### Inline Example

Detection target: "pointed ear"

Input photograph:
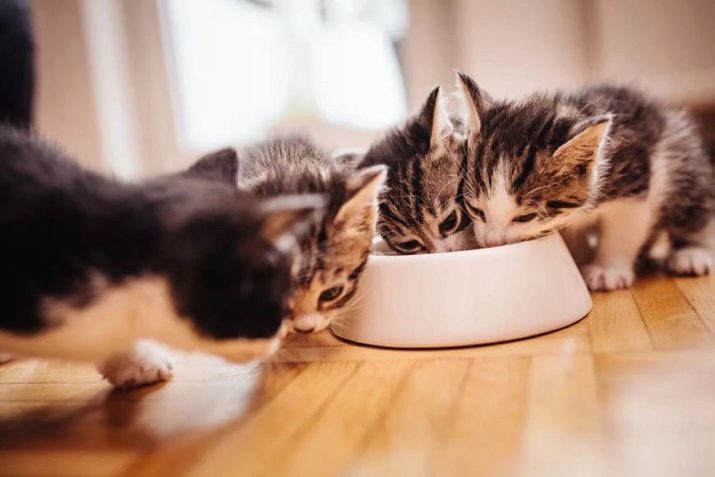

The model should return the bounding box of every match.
[418,86,454,149]
[553,117,611,172]
[455,71,492,142]
[336,165,388,225]
[331,148,365,169]
[184,148,239,184]
[259,194,324,245]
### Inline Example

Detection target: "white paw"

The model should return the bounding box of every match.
[98,341,174,389]
[667,247,713,276]
[0,352,14,364]
[581,263,635,291]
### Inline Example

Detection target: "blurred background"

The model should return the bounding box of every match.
[11,0,715,178]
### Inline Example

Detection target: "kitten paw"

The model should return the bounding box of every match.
[0,352,14,364]
[98,341,174,389]
[581,263,635,291]
[667,247,713,276]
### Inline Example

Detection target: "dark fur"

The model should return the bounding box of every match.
[178,148,239,185]
[360,88,468,253]
[0,127,293,339]
[189,136,383,330]
[462,81,714,239]
[238,137,374,318]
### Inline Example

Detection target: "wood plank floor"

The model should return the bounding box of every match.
[1,273,714,476]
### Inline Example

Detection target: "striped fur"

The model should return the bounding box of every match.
[193,137,386,333]
[457,72,715,290]
[361,87,471,254]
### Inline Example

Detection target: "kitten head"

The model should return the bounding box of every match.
[287,165,386,333]
[361,86,470,254]
[160,182,322,357]
[185,142,386,335]
[456,72,611,247]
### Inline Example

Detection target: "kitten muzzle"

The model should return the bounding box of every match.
[288,312,328,334]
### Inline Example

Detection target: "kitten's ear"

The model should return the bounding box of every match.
[455,71,492,141]
[336,165,388,225]
[332,148,365,170]
[184,148,239,184]
[553,117,611,171]
[259,194,324,245]
[419,86,454,148]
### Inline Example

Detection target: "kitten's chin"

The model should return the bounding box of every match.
[434,231,471,253]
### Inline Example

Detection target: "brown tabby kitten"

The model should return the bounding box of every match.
[456,72,714,291]
[190,137,386,333]
[360,87,471,254]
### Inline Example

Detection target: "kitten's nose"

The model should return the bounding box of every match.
[485,236,506,247]
[290,313,321,334]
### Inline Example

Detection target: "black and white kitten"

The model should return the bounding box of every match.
[0,127,320,387]
[456,72,714,290]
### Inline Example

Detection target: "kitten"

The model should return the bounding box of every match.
[455,72,714,291]
[0,127,319,387]
[359,87,471,254]
[188,137,386,333]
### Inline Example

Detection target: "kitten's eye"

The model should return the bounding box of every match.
[319,285,344,303]
[513,213,537,223]
[438,210,459,235]
[395,239,423,253]
[467,203,486,222]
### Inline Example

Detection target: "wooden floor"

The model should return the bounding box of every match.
[1,273,714,477]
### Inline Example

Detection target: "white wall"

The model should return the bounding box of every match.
[593,0,715,105]
[403,0,715,108]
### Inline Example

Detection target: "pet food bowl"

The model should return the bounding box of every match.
[330,233,591,348]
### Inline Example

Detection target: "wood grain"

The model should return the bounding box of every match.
[0,275,713,476]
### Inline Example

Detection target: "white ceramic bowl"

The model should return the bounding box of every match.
[330,233,591,348]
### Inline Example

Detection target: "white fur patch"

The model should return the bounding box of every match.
[477,167,519,247]
[667,247,713,276]
[581,262,635,291]
[0,274,282,365]
[433,230,469,253]
[98,340,174,389]
[581,199,653,291]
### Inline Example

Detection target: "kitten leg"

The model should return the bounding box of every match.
[581,200,653,291]
[561,222,597,266]
[667,218,714,276]
[97,340,174,389]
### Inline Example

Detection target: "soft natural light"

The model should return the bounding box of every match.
[164,0,407,151]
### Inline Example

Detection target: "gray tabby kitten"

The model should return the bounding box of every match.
[360,87,471,254]
[190,137,386,333]
[456,72,714,291]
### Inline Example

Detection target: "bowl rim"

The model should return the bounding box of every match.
[370,233,556,263]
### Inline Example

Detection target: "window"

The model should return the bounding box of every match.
[163,0,408,152]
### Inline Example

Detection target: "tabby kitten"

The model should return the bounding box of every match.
[360,87,470,254]
[0,127,318,387]
[456,72,714,291]
[189,137,386,333]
